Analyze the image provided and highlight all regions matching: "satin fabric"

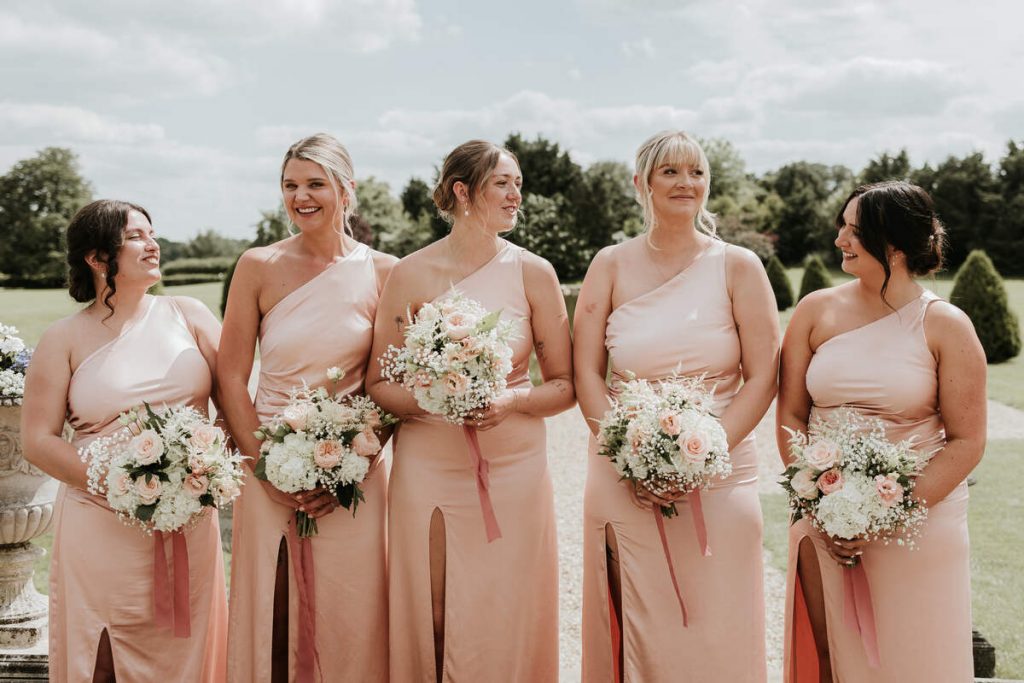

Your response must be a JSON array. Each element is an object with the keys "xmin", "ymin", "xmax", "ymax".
[
  {"xmin": 581, "ymin": 240, "xmax": 767, "ymax": 682},
  {"xmin": 784, "ymin": 290, "xmax": 974, "ymax": 682},
  {"xmin": 51, "ymin": 296, "xmax": 227, "ymax": 683}
]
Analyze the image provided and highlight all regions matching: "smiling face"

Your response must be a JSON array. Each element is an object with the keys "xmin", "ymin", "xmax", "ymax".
[
  {"xmin": 835, "ymin": 196, "xmax": 885, "ymax": 279},
  {"xmin": 466, "ymin": 152, "xmax": 522, "ymax": 233},
  {"xmin": 645, "ymin": 157, "xmax": 707, "ymax": 226},
  {"xmin": 113, "ymin": 209, "xmax": 161, "ymax": 288},
  {"xmin": 282, "ymin": 158, "xmax": 346, "ymax": 233}
]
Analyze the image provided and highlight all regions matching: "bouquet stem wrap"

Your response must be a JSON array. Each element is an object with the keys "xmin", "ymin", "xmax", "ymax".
[
  {"xmin": 463, "ymin": 426, "xmax": 502, "ymax": 543},
  {"xmin": 287, "ymin": 517, "xmax": 322, "ymax": 683},
  {"xmin": 843, "ymin": 563, "xmax": 880, "ymax": 668},
  {"xmin": 152, "ymin": 530, "xmax": 191, "ymax": 638}
]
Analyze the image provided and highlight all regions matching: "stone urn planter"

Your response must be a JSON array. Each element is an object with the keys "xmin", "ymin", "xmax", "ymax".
[{"xmin": 0, "ymin": 403, "xmax": 56, "ymax": 677}]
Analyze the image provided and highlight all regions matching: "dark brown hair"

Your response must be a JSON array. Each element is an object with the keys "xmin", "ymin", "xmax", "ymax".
[
  {"xmin": 836, "ymin": 180, "xmax": 945, "ymax": 303},
  {"xmin": 66, "ymin": 199, "xmax": 152, "ymax": 314},
  {"xmin": 432, "ymin": 140, "xmax": 519, "ymax": 223}
]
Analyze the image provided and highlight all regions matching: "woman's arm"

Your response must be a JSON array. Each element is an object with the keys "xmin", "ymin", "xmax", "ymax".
[
  {"xmin": 20, "ymin": 321, "xmax": 90, "ymax": 489},
  {"xmin": 722, "ymin": 247, "xmax": 781, "ymax": 451},
  {"xmin": 475, "ymin": 254, "xmax": 575, "ymax": 429},
  {"xmin": 572, "ymin": 247, "xmax": 615, "ymax": 437},
  {"xmin": 365, "ymin": 261, "xmax": 431, "ymax": 420},
  {"xmin": 776, "ymin": 295, "xmax": 819, "ymax": 466},
  {"xmin": 914, "ymin": 301, "xmax": 987, "ymax": 505},
  {"xmin": 174, "ymin": 295, "xmax": 223, "ymax": 409}
]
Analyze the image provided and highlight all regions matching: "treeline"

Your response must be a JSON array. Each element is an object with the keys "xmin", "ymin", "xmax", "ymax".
[{"xmin": 2, "ymin": 138, "xmax": 1024, "ymax": 287}]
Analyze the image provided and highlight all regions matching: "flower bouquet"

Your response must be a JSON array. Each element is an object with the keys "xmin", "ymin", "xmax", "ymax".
[
  {"xmin": 379, "ymin": 291, "xmax": 518, "ymax": 542},
  {"xmin": 780, "ymin": 408, "xmax": 930, "ymax": 667},
  {"xmin": 780, "ymin": 408, "xmax": 928, "ymax": 547},
  {"xmin": 0, "ymin": 323, "xmax": 32, "ymax": 405},
  {"xmin": 253, "ymin": 367, "xmax": 396, "ymax": 536},
  {"xmin": 82, "ymin": 402, "xmax": 245, "ymax": 532},
  {"xmin": 596, "ymin": 373, "xmax": 731, "ymax": 626}
]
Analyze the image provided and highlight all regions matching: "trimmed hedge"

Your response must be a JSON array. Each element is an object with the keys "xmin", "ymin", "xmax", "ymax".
[
  {"xmin": 950, "ymin": 250, "xmax": 1022, "ymax": 363},
  {"xmin": 162, "ymin": 256, "xmax": 236, "ymax": 276},
  {"xmin": 161, "ymin": 274, "xmax": 223, "ymax": 287},
  {"xmin": 766, "ymin": 255, "xmax": 793, "ymax": 310},
  {"xmin": 798, "ymin": 254, "xmax": 834, "ymax": 301}
]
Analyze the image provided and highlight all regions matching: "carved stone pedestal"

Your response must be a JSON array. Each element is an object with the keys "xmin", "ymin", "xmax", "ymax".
[{"xmin": 0, "ymin": 405, "xmax": 56, "ymax": 680}]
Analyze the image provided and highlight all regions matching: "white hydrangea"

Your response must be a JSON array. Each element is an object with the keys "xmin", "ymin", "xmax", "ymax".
[{"xmin": 813, "ymin": 472, "xmax": 883, "ymax": 539}]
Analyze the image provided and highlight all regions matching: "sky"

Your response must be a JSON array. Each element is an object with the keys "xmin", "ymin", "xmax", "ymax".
[{"xmin": 2, "ymin": 0, "xmax": 1022, "ymax": 241}]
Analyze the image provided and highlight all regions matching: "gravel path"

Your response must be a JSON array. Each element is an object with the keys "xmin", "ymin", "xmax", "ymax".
[{"xmin": 548, "ymin": 398, "xmax": 1024, "ymax": 682}]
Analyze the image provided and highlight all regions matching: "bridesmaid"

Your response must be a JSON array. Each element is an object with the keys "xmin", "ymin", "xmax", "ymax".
[
  {"xmin": 218, "ymin": 133, "xmax": 396, "ymax": 682},
  {"xmin": 21, "ymin": 199, "xmax": 227, "ymax": 682},
  {"xmin": 574, "ymin": 130, "xmax": 779, "ymax": 682},
  {"xmin": 778, "ymin": 181, "xmax": 986, "ymax": 682},
  {"xmin": 366, "ymin": 140, "xmax": 574, "ymax": 682}
]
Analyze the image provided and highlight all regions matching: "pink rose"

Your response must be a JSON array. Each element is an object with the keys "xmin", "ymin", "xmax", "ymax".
[
  {"xmin": 658, "ymin": 411, "xmax": 682, "ymax": 436},
  {"xmin": 184, "ymin": 473, "xmax": 210, "ymax": 498},
  {"xmin": 189, "ymin": 424, "xmax": 223, "ymax": 452},
  {"xmin": 352, "ymin": 429, "xmax": 381, "ymax": 457},
  {"xmin": 875, "ymin": 475, "xmax": 904, "ymax": 507},
  {"xmin": 678, "ymin": 430, "xmax": 711, "ymax": 465},
  {"xmin": 188, "ymin": 455, "xmax": 209, "ymax": 475},
  {"xmin": 313, "ymin": 440, "xmax": 344, "ymax": 469},
  {"xmin": 134, "ymin": 475, "xmax": 162, "ymax": 504},
  {"xmin": 365, "ymin": 410, "xmax": 382, "ymax": 429},
  {"xmin": 111, "ymin": 471, "xmax": 132, "ymax": 497},
  {"xmin": 817, "ymin": 468, "xmax": 844, "ymax": 495},
  {"xmin": 444, "ymin": 312, "xmax": 477, "ymax": 341},
  {"xmin": 283, "ymin": 403, "xmax": 314, "ymax": 431},
  {"xmin": 130, "ymin": 430, "xmax": 164, "ymax": 465},
  {"xmin": 445, "ymin": 372, "xmax": 469, "ymax": 397},
  {"xmin": 791, "ymin": 468, "xmax": 820, "ymax": 500},
  {"xmin": 804, "ymin": 438, "xmax": 842, "ymax": 470}
]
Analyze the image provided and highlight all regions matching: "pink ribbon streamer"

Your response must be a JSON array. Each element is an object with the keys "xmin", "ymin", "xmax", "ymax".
[
  {"xmin": 152, "ymin": 530, "xmax": 191, "ymax": 638},
  {"xmin": 653, "ymin": 510, "xmax": 688, "ymax": 627},
  {"xmin": 843, "ymin": 562, "xmax": 881, "ymax": 668},
  {"xmin": 286, "ymin": 518, "xmax": 322, "ymax": 683},
  {"xmin": 689, "ymin": 489, "xmax": 711, "ymax": 557},
  {"xmin": 462, "ymin": 425, "xmax": 502, "ymax": 543}
]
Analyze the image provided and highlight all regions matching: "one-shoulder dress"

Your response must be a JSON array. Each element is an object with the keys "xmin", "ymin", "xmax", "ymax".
[
  {"xmin": 387, "ymin": 242, "xmax": 560, "ymax": 682},
  {"xmin": 51, "ymin": 295, "xmax": 227, "ymax": 683},
  {"xmin": 784, "ymin": 290, "xmax": 973, "ymax": 682},
  {"xmin": 227, "ymin": 243, "xmax": 388, "ymax": 682},
  {"xmin": 581, "ymin": 240, "xmax": 767, "ymax": 682}
]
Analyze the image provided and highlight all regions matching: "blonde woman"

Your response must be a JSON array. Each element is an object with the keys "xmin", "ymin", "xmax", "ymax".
[
  {"xmin": 218, "ymin": 134, "xmax": 396, "ymax": 682},
  {"xmin": 574, "ymin": 131, "xmax": 779, "ymax": 681},
  {"xmin": 367, "ymin": 140, "xmax": 574, "ymax": 682}
]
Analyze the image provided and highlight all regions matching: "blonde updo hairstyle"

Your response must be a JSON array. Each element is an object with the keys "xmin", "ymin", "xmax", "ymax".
[
  {"xmin": 280, "ymin": 133, "xmax": 358, "ymax": 235},
  {"xmin": 634, "ymin": 130, "xmax": 717, "ymax": 237},
  {"xmin": 432, "ymin": 140, "xmax": 519, "ymax": 224}
]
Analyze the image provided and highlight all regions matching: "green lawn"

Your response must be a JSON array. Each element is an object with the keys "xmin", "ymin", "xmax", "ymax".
[{"xmin": 761, "ymin": 438, "xmax": 1024, "ymax": 679}]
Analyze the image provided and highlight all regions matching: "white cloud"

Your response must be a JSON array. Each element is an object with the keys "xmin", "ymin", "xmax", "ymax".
[
  {"xmin": 0, "ymin": 103, "xmax": 165, "ymax": 145},
  {"xmin": 620, "ymin": 37, "xmax": 655, "ymax": 59}
]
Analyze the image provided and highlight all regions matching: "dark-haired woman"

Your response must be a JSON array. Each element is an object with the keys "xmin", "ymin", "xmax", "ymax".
[
  {"xmin": 367, "ymin": 140, "xmax": 573, "ymax": 681},
  {"xmin": 21, "ymin": 200, "xmax": 227, "ymax": 682},
  {"xmin": 777, "ymin": 181, "xmax": 986, "ymax": 682}
]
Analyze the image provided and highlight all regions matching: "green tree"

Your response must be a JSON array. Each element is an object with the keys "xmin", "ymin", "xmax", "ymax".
[
  {"xmin": 185, "ymin": 228, "xmax": 247, "ymax": 259},
  {"xmin": 157, "ymin": 237, "xmax": 189, "ymax": 262},
  {"xmin": 798, "ymin": 254, "xmax": 834, "ymax": 301},
  {"xmin": 762, "ymin": 162, "xmax": 853, "ymax": 265},
  {"xmin": 0, "ymin": 147, "xmax": 93, "ymax": 284},
  {"xmin": 989, "ymin": 141, "xmax": 1024, "ymax": 276},
  {"xmin": 765, "ymin": 255, "xmax": 793, "ymax": 310},
  {"xmin": 512, "ymin": 194, "xmax": 589, "ymax": 281},
  {"xmin": 400, "ymin": 176, "xmax": 448, "ymax": 243},
  {"xmin": 356, "ymin": 177, "xmax": 416, "ymax": 254},
  {"xmin": 504, "ymin": 133, "xmax": 584, "ymax": 200},
  {"xmin": 949, "ymin": 250, "xmax": 1021, "ymax": 363},
  {"xmin": 576, "ymin": 161, "xmax": 643, "ymax": 248},
  {"xmin": 859, "ymin": 149, "xmax": 912, "ymax": 184},
  {"xmin": 912, "ymin": 153, "xmax": 999, "ymax": 270}
]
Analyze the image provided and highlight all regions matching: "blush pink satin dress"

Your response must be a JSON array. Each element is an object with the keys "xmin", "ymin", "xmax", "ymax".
[
  {"xmin": 226, "ymin": 243, "xmax": 388, "ymax": 682},
  {"xmin": 51, "ymin": 295, "xmax": 228, "ymax": 683},
  {"xmin": 581, "ymin": 240, "xmax": 767, "ymax": 682},
  {"xmin": 784, "ymin": 290, "xmax": 974, "ymax": 682},
  {"xmin": 387, "ymin": 243, "xmax": 560, "ymax": 682}
]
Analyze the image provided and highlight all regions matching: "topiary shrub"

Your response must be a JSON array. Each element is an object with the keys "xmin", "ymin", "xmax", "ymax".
[
  {"xmin": 766, "ymin": 255, "xmax": 794, "ymax": 310},
  {"xmin": 798, "ymin": 254, "xmax": 834, "ymax": 301},
  {"xmin": 950, "ymin": 250, "xmax": 1022, "ymax": 363}
]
